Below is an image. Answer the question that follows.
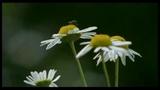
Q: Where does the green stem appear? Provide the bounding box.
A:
[100,51,111,87]
[115,58,119,87]
[69,41,87,87]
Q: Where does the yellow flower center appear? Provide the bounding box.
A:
[111,35,128,49]
[36,80,51,87]
[58,24,78,34]
[90,34,112,47]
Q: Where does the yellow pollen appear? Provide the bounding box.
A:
[58,24,78,34]
[111,35,128,49]
[91,34,112,47]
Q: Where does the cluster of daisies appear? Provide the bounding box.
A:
[24,21,141,87]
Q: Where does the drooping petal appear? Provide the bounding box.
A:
[76,45,93,58]
[93,53,100,60]
[24,80,36,86]
[129,49,142,57]
[26,76,33,82]
[126,53,135,62]
[96,56,102,66]
[103,52,110,62]
[122,54,126,66]
[80,42,90,45]
[94,47,102,53]
[31,71,39,82]
[40,39,55,46]
[101,47,110,52]
[46,38,61,50]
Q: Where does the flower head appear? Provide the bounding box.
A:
[76,34,132,66]
[40,23,97,50]
[109,35,142,66]
[24,69,61,87]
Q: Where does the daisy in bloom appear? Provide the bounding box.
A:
[40,21,91,86]
[109,36,142,66]
[24,69,61,87]
[76,34,132,66]
[40,23,97,50]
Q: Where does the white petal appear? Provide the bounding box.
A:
[110,51,115,61]
[43,70,47,80]
[30,72,38,82]
[121,55,126,66]
[24,80,36,86]
[112,47,127,65]
[128,49,135,58]
[112,41,132,46]
[94,47,102,53]
[41,71,45,80]
[76,45,93,58]
[34,71,40,81]
[40,39,55,46]
[26,76,33,82]
[48,69,56,80]
[49,83,58,87]
[39,72,44,81]
[28,75,34,81]
[68,28,79,34]
[96,56,102,66]
[93,53,100,60]
[109,46,126,52]
[49,70,56,80]
[129,49,142,57]
[80,32,96,39]
[81,32,96,36]
[46,38,61,50]
[80,42,90,45]
[126,53,135,62]
[101,47,110,52]
[78,26,98,33]
[47,70,52,80]
[52,75,61,82]
[80,35,92,39]
[103,53,110,62]
[52,34,66,38]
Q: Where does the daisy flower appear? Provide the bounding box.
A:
[40,24,97,50]
[109,36,142,66]
[24,69,61,87]
[76,34,132,66]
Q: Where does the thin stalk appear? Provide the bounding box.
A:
[100,51,111,87]
[69,41,87,87]
[115,58,119,87]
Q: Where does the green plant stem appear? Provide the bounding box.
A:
[69,41,87,87]
[100,51,111,87]
[115,58,119,87]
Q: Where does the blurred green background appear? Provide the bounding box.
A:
[2,3,158,87]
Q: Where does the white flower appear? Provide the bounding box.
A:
[107,36,142,66]
[76,34,132,66]
[40,24,97,50]
[24,69,61,87]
